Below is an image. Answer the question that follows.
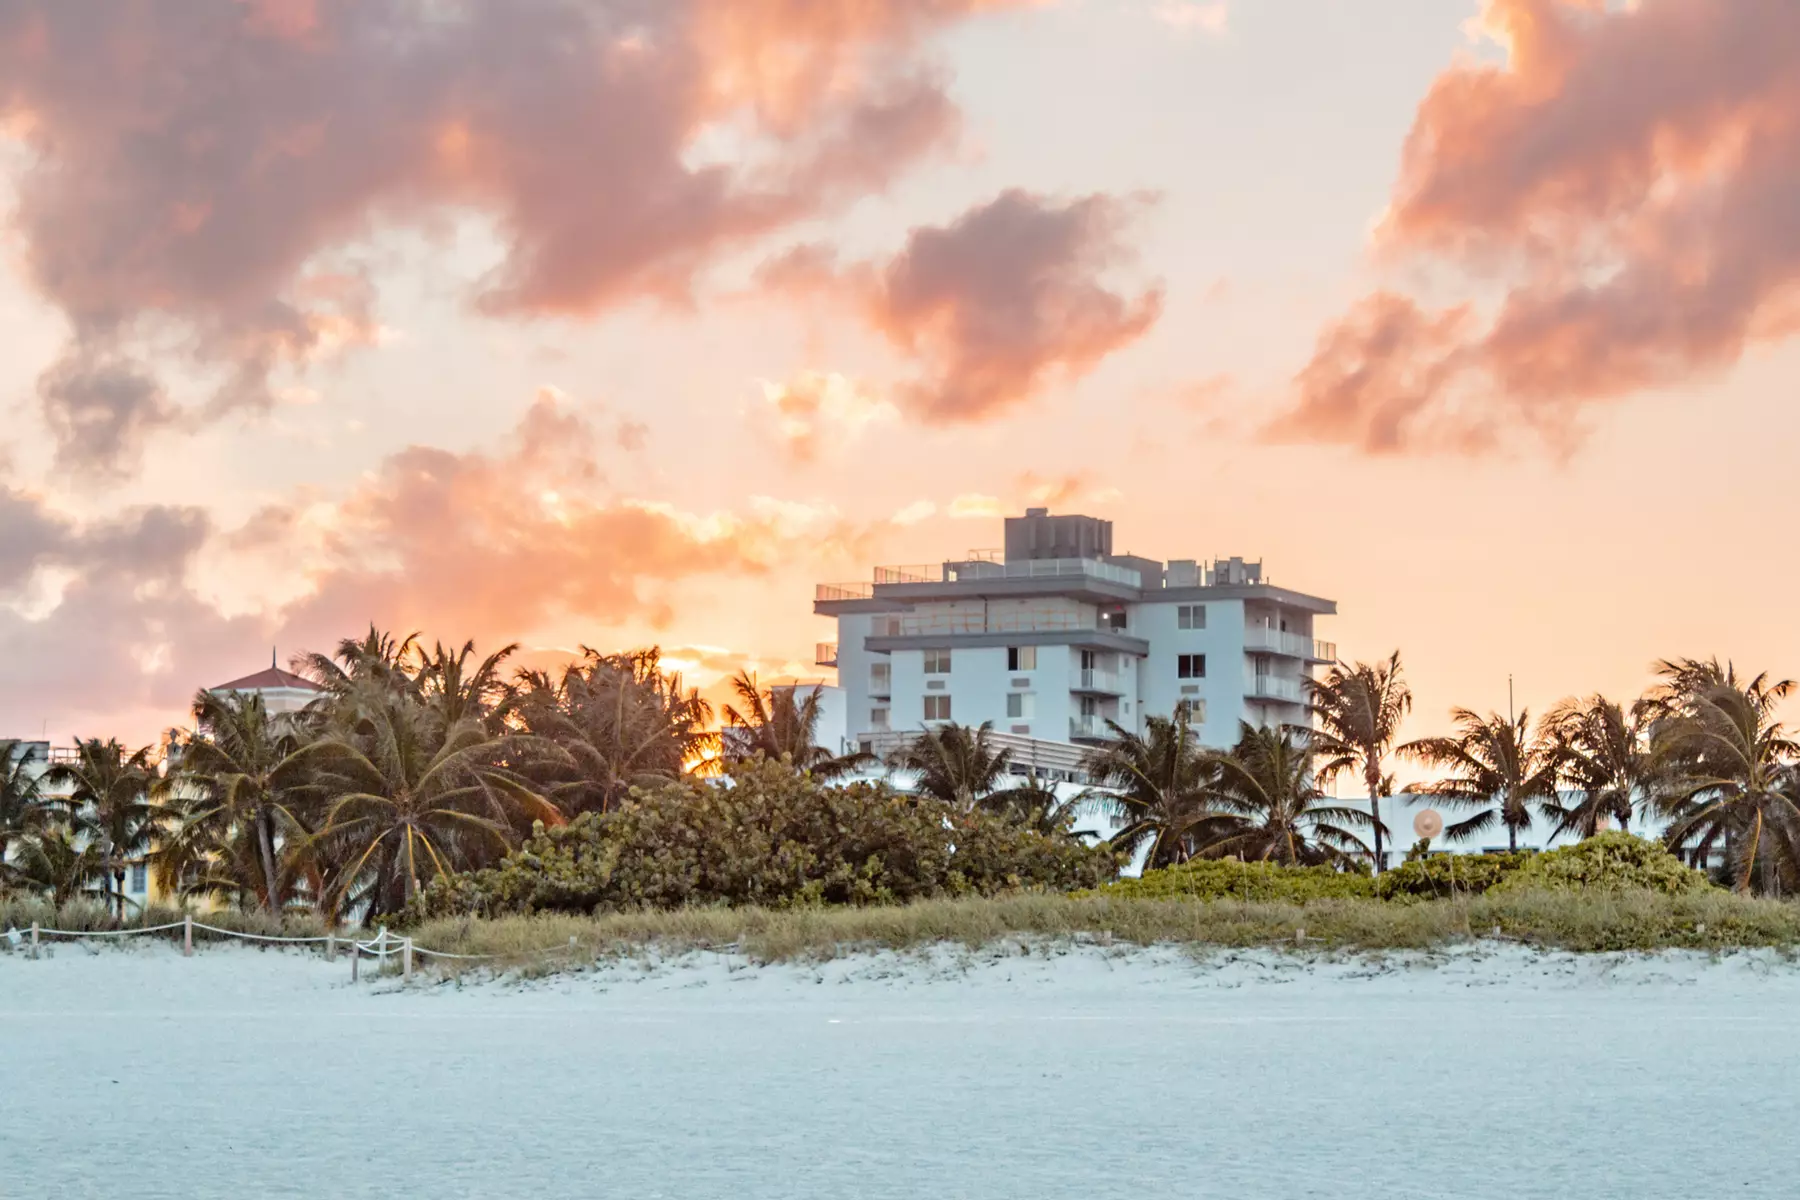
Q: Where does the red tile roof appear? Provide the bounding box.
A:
[211,667,324,693]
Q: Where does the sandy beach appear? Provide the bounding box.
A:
[4,940,1798,1198]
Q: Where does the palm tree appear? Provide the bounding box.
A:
[299,625,422,698]
[0,739,50,863]
[885,721,1014,811]
[988,774,1087,837]
[1308,651,1410,871]
[1078,709,1221,869]
[415,639,518,731]
[721,671,871,780]
[509,649,713,815]
[1200,724,1373,865]
[304,696,563,917]
[2,826,109,906]
[44,739,162,917]
[1650,665,1800,893]
[158,690,321,912]
[1542,694,1657,839]
[1403,709,1559,852]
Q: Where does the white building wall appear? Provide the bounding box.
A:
[1135,597,1248,746]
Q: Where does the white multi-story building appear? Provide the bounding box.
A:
[813,509,1335,769]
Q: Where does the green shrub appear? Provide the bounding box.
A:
[1092,858,1375,904]
[408,759,1120,920]
[1374,852,1529,900]
[1492,832,1715,896]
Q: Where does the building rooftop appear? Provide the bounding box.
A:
[211,666,324,693]
[816,509,1334,615]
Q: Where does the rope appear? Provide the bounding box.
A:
[34,922,189,937]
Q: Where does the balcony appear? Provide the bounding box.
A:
[1073,668,1125,695]
[869,669,892,697]
[815,642,838,668]
[1246,675,1306,704]
[1244,628,1336,662]
[816,582,874,602]
[891,608,1109,637]
[1069,714,1121,742]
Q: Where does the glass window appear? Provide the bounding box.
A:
[1178,654,1207,679]
[924,695,952,721]
[871,707,890,730]
[1006,693,1036,719]
[1007,646,1037,671]
[924,649,952,675]
[1179,698,1206,723]
[129,863,147,892]
[1177,604,1207,630]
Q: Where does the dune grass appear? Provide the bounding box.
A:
[406,888,1800,970]
[12,891,1800,974]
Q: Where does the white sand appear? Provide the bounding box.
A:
[4,939,1798,1198]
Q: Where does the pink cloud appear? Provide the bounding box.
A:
[1271,0,1800,453]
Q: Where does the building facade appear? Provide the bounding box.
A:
[814,509,1336,759]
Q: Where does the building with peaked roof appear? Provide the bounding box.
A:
[209,659,325,716]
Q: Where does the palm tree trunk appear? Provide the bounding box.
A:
[114,868,126,919]
[1365,761,1384,874]
[256,810,282,914]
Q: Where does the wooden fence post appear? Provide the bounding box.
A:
[183,914,193,957]
[29,921,39,960]
[403,937,414,982]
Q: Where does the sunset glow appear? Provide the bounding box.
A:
[1,0,1796,755]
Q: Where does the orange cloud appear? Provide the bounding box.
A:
[1271,0,1800,453]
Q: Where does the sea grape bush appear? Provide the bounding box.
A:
[1491,832,1714,896]
[409,759,1119,919]
[1093,859,1376,903]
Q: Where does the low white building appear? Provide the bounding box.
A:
[814,508,1335,762]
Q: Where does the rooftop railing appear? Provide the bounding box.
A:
[815,643,838,668]
[815,582,875,602]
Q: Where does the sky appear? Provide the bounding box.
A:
[2,0,1799,749]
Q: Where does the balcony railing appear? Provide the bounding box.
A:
[1069,714,1119,741]
[815,642,838,668]
[1073,668,1125,694]
[816,582,874,602]
[882,608,1119,638]
[1243,628,1336,662]
[942,557,1143,589]
[869,670,892,696]
[1246,675,1306,704]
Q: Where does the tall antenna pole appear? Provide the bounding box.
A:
[1508,674,1515,725]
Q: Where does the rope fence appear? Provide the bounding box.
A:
[0,915,588,983]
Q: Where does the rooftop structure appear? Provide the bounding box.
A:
[210,657,324,716]
[814,509,1336,756]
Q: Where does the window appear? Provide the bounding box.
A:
[1179,698,1206,723]
[1080,650,1097,670]
[873,615,902,637]
[924,648,952,675]
[1007,646,1037,671]
[869,663,892,693]
[1006,693,1036,720]
[924,695,952,721]
[870,707,890,731]
[129,863,147,892]
[1078,696,1100,717]
[1178,604,1207,630]
[1101,608,1128,631]
[1178,654,1207,679]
